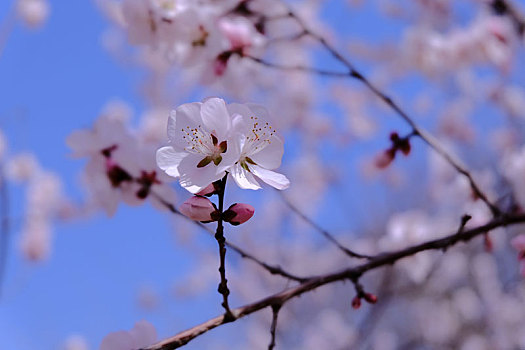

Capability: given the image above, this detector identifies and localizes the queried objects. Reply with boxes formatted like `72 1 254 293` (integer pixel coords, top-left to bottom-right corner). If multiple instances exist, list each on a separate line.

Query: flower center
181 125 227 168
238 116 275 171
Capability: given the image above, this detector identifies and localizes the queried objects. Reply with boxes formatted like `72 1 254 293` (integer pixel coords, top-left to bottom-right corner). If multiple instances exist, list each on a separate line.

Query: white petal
250 165 290 190
66 130 96 157
184 184 205 194
246 103 271 121
249 135 284 169
201 98 231 140
227 103 252 121
156 146 187 178
178 153 225 189
230 163 261 190
169 103 202 150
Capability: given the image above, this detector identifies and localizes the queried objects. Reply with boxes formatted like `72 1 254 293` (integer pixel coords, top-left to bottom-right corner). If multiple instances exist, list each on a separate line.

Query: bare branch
143 213 525 350
279 191 372 260
151 191 309 283
214 175 234 320
268 304 281 350
247 2 501 217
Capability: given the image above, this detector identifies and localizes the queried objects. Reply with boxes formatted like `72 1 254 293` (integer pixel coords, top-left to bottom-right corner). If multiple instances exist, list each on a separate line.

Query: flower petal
230 163 261 190
250 165 290 190
156 146 187 178
249 135 284 169
169 102 202 150
178 153 225 191
201 98 231 140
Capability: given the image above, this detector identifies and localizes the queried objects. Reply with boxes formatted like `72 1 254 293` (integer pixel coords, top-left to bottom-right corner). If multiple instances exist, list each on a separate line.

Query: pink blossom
224 203 255 225
99 320 157 350
179 196 218 222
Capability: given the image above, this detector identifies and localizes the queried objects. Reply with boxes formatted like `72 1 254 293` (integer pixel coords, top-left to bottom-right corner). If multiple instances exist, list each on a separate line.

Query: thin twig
243 54 348 77
268 304 281 350
279 191 372 259
151 191 308 283
247 3 501 217
214 174 234 320
143 213 525 349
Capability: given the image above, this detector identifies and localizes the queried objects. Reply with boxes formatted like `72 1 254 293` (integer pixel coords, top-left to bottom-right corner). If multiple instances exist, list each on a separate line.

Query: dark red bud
351 296 361 309
364 293 378 304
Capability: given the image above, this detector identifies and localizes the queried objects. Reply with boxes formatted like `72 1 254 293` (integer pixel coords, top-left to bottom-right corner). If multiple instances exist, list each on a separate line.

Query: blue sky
1 0 522 349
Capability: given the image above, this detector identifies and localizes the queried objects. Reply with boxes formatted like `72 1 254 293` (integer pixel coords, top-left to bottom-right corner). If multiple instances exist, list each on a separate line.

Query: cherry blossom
99 320 157 350
157 98 289 192
156 98 242 193
223 203 255 225
179 196 218 222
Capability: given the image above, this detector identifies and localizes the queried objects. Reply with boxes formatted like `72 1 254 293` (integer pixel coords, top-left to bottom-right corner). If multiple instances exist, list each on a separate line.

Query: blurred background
1 0 525 349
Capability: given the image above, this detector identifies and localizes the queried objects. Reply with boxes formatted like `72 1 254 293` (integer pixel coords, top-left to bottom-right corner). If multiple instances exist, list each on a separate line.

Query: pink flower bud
363 293 378 304
223 203 255 225
351 296 361 309
374 148 395 169
196 183 217 197
179 196 218 222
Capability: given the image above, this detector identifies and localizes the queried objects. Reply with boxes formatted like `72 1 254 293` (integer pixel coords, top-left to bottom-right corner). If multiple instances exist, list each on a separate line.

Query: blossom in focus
227 103 290 190
156 98 243 193
223 203 255 225
179 196 218 222
157 98 290 192
99 320 157 350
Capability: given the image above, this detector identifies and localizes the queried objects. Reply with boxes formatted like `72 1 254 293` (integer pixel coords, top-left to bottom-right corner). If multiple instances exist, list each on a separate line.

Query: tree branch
214 174 234 320
278 191 372 259
143 213 525 350
246 2 501 217
268 303 281 350
151 191 309 283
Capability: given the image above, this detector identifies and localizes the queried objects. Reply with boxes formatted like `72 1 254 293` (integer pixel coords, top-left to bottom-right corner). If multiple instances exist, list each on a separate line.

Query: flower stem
215 174 235 321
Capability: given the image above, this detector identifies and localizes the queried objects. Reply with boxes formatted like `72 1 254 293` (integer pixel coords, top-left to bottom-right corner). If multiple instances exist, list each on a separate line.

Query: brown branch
243 54 348 77
214 174 234 320
151 191 309 283
246 3 501 218
278 191 372 259
143 213 525 350
268 304 281 350
491 0 525 36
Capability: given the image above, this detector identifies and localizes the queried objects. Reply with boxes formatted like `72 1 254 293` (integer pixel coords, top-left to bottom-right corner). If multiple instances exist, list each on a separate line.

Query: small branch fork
151 191 308 283
142 213 525 350
243 2 502 218
268 303 281 350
